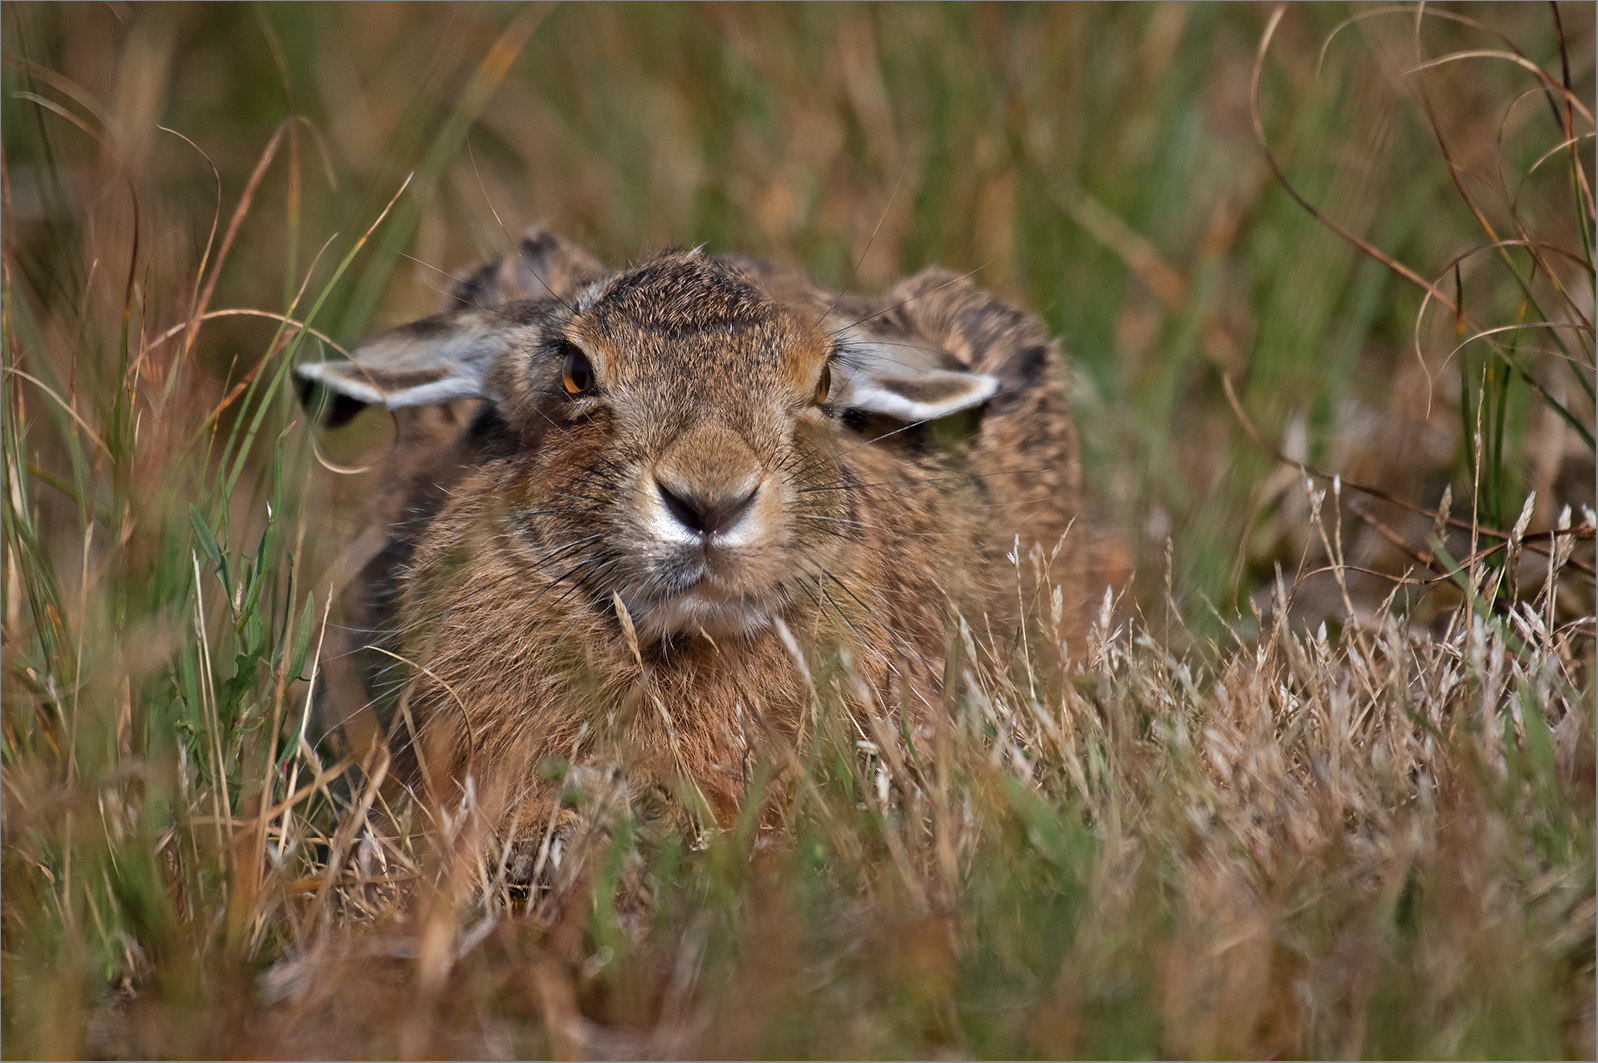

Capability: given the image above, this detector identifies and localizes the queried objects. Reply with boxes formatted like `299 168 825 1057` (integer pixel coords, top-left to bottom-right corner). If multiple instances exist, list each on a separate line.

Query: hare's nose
656 481 758 537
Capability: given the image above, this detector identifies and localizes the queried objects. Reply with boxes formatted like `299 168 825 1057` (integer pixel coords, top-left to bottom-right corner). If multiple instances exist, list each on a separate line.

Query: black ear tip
297 376 370 428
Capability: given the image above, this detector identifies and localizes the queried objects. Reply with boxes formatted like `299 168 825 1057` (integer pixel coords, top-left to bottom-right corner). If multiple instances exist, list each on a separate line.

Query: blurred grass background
2 2 1594 1057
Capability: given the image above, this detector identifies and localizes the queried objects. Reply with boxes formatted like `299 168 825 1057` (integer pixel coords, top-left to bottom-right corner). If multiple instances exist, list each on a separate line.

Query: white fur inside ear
370 375 489 408
294 360 387 406
295 358 489 409
295 316 515 410
847 370 999 422
835 331 999 422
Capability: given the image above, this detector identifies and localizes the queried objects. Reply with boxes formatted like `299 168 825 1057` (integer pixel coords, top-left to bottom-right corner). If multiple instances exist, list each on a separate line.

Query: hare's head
300 242 1001 642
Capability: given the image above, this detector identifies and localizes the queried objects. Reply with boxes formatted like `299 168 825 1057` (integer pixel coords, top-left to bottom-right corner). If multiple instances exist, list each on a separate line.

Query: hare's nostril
657 481 758 537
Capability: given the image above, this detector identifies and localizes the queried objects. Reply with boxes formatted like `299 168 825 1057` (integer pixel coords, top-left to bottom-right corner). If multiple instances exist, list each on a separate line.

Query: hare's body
302 230 1099 832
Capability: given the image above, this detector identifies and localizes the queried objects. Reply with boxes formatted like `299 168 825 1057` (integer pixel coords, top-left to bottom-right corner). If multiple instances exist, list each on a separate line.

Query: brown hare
299 227 1106 842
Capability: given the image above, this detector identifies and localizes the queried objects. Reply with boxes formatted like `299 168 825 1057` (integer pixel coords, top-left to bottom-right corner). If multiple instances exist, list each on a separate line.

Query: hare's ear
447 226 608 311
296 310 529 423
835 330 999 423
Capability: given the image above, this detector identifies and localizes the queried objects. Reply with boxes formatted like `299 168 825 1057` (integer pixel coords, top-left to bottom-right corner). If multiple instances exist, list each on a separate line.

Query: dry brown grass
38 506 1592 1058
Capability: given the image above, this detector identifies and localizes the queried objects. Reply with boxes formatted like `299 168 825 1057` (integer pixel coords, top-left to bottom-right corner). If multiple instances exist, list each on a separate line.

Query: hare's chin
630 590 778 641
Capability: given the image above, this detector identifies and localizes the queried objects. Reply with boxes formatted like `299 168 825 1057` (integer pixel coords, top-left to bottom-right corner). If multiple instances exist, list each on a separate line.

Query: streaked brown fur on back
304 228 1118 844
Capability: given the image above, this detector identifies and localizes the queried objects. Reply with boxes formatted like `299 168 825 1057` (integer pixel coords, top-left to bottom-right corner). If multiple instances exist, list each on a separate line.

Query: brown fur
306 228 1113 838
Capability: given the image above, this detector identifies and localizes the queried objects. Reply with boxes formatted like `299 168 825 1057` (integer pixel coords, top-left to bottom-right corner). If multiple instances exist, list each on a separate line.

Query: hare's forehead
570 314 828 390
588 324 823 380
566 257 829 384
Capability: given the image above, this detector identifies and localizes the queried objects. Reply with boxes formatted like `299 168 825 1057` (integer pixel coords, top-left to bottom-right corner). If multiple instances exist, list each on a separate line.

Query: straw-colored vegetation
3 4 1593 1057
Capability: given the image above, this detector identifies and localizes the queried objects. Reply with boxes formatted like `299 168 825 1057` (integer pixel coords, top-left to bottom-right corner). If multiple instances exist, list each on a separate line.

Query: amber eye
814 363 832 404
561 344 594 395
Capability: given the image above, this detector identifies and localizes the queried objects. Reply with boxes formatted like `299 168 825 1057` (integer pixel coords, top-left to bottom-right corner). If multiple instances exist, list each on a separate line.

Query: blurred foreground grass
2 2 1594 1057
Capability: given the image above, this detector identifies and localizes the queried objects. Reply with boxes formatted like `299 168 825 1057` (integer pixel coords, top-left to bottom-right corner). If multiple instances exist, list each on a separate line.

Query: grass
2 2 1594 1057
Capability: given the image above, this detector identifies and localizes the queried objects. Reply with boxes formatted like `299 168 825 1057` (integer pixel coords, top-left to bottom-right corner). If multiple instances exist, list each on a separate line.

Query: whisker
811 159 911 330
466 142 580 317
828 264 989 337
797 466 1061 494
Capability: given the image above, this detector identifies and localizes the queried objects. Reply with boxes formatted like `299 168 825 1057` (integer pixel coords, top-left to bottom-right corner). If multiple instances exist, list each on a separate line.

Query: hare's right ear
296 310 536 424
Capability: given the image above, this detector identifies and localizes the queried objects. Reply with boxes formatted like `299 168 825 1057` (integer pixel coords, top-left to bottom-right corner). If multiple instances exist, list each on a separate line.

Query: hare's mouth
618 540 793 639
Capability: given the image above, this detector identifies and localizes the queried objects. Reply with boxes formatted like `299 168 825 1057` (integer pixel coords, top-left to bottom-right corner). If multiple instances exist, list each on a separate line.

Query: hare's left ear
296 310 535 424
833 328 999 423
